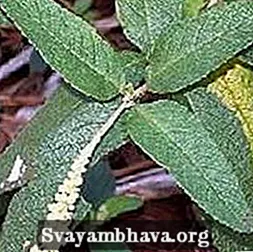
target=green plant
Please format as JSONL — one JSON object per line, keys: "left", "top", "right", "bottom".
{"left": 0, "top": 0, "right": 253, "bottom": 251}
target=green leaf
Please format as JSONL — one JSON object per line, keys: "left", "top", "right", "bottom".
{"left": 0, "top": 85, "right": 128, "bottom": 251}
{"left": 73, "top": 0, "right": 92, "bottom": 17}
{"left": 83, "top": 159, "right": 116, "bottom": 209}
{"left": 116, "top": 0, "right": 184, "bottom": 52}
{"left": 95, "top": 195, "right": 143, "bottom": 221}
{"left": 89, "top": 196, "right": 142, "bottom": 252}
{"left": 147, "top": 1, "right": 253, "bottom": 93}
{"left": 207, "top": 64, "right": 253, "bottom": 153}
{"left": 1, "top": 0, "right": 144, "bottom": 100}
{"left": 125, "top": 94, "right": 253, "bottom": 233}
{"left": 0, "top": 85, "right": 78, "bottom": 183}
{"left": 186, "top": 88, "right": 253, "bottom": 231}
{"left": 205, "top": 215, "right": 253, "bottom": 251}
{"left": 74, "top": 107, "right": 128, "bottom": 221}
{"left": 72, "top": 197, "right": 92, "bottom": 221}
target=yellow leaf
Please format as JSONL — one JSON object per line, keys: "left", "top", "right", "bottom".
{"left": 209, "top": 64, "right": 253, "bottom": 152}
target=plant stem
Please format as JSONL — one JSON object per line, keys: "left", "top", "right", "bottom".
{"left": 72, "top": 84, "right": 147, "bottom": 171}
{"left": 26, "top": 85, "right": 147, "bottom": 252}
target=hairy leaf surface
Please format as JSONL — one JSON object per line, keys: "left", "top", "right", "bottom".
{"left": 208, "top": 64, "right": 253, "bottom": 153}
{"left": 0, "top": 85, "right": 128, "bottom": 251}
{"left": 116, "top": 0, "right": 184, "bottom": 52}
{"left": 126, "top": 97, "right": 253, "bottom": 233}
{"left": 187, "top": 88, "right": 253, "bottom": 231}
{"left": 1, "top": 0, "right": 144, "bottom": 100}
{"left": 205, "top": 215, "right": 253, "bottom": 251}
{"left": 0, "top": 86, "right": 78, "bottom": 182}
{"left": 95, "top": 195, "right": 143, "bottom": 220}
{"left": 148, "top": 1, "right": 253, "bottom": 93}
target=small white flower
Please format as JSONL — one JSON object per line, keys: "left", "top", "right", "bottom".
{"left": 67, "top": 171, "right": 80, "bottom": 180}
{"left": 54, "top": 192, "right": 68, "bottom": 202}
{"left": 28, "top": 244, "right": 59, "bottom": 252}
{"left": 73, "top": 176, "right": 83, "bottom": 186}
{"left": 63, "top": 192, "right": 79, "bottom": 205}
{"left": 61, "top": 178, "right": 76, "bottom": 193}
{"left": 6, "top": 155, "right": 27, "bottom": 183}
{"left": 29, "top": 244, "right": 41, "bottom": 252}
{"left": 68, "top": 204, "right": 75, "bottom": 211}
{"left": 61, "top": 212, "right": 73, "bottom": 220}
{"left": 47, "top": 212, "right": 59, "bottom": 221}
{"left": 48, "top": 201, "right": 68, "bottom": 213}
